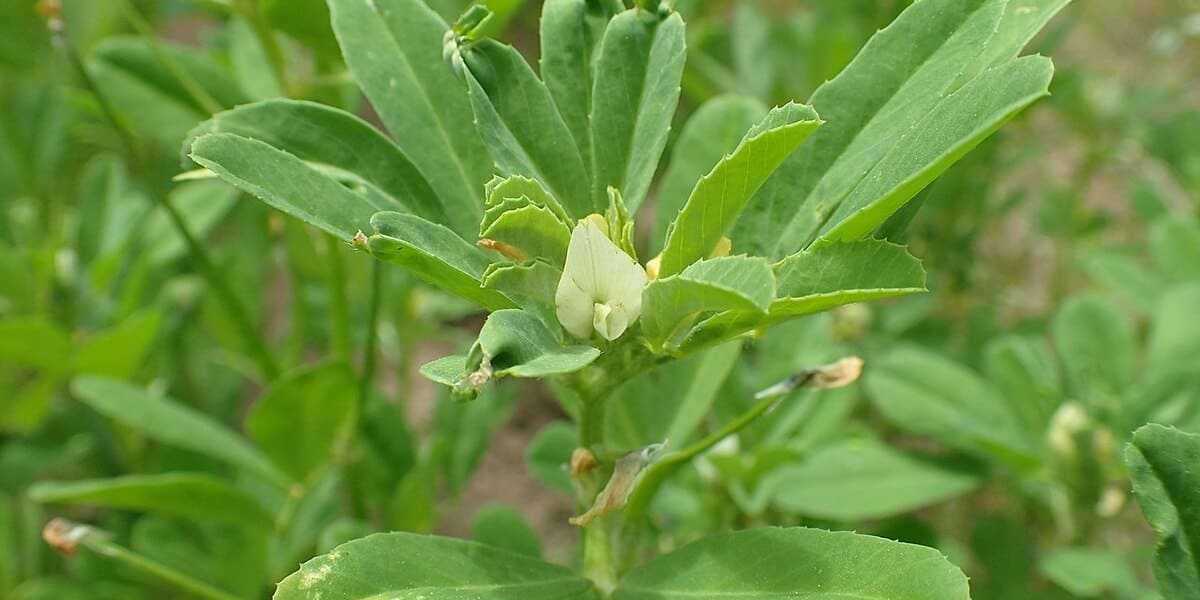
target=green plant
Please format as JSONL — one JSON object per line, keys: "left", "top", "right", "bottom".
{"left": 167, "top": 0, "right": 1076, "bottom": 597}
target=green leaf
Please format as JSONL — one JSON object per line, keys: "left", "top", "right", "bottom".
{"left": 659, "top": 103, "right": 821, "bottom": 276}
{"left": 460, "top": 39, "right": 591, "bottom": 218}
{"left": 771, "top": 239, "right": 927, "bottom": 318}
{"left": 481, "top": 260, "right": 562, "bottom": 329}
{"left": 1148, "top": 285, "right": 1200, "bottom": 379}
{"left": 607, "top": 341, "right": 741, "bottom": 449}
{"left": 983, "top": 335, "right": 1061, "bottom": 442}
{"left": 189, "top": 133, "right": 381, "bottom": 241}
{"left": 613, "top": 527, "right": 969, "bottom": 600}
{"left": 72, "top": 377, "right": 290, "bottom": 487}
{"left": 738, "top": 0, "right": 1065, "bottom": 257}
{"left": 471, "top": 504, "right": 542, "bottom": 558}
{"left": 556, "top": 221, "right": 649, "bottom": 341}
{"left": 74, "top": 311, "right": 162, "bottom": 379}
{"left": 525, "top": 422, "right": 577, "bottom": 493}
{"left": 816, "top": 56, "right": 1053, "bottom": 244}
{"left": 641, "top": 257, "right": 774, "bottom": 350}
{"left": 1052, "top": 294, "right": 1136, "bottom": 403}
{"left": 186, "top": 100, "right": 458, "bottom": 235}
{"left": 864, "top": 346, "right": 1037, "bottom": 469}
{"left": 480, "top": 204, "right": 572, "bottom": 266}
{"left": 765, "top": 439, "right": 982, "bottom": 521}
{"left": 274, "top": 532, "right": 598, "bottom": 599}
{"left": 28, "top": 474, "right": 272, "bottom": 528}
{"left": 1081, "top": 249, "right": 1164, "bottom": 313}
{"left": 484, "top": 175, "right": 573, "bottom": 227}
{"left": 329, "top": 0, "right": 490, "bottom": 233}
{"left": 229, "top": 18, "right": 284, "bottom": 101}
{"left": 246, "top": 363, "right": 358, "bottom": 481}
{"left": 539, "top": 0, "right": 620, "bottom": 186}
{"left": 264, "top": 0, "right": 339, "bottom": 58}
{"left": 1150, "top": 216, "right": 1200, "bottom": 283}
{"left": 368, "top": 211, "right": 515, "bottom": 310}
{"left": 1125, "top": 424, "right": 1200, "bottom": 599}
{"left": 590, "top": 9, "right": 686, "bottom": 212}
{"left": 140, "top": 180, "right": 238, "bottom": 266}
{"left": 468, "top": 310, "right": 600, "bottom": 379}
{"left": 654, "top": 95, "right": 766, "bottom": 254}
{"left": 1038, "top": 548, "right": 1142, "bottom": 598}
{"left": 0, "top": 317, "right": 72, "bottom": 372}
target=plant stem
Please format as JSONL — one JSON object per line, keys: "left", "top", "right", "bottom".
{"left": 119, "top": 0, "right": 224, "bottom": 115}
{"left": 360, "top": 260, "right": 384, "bottom": 407}
{"left": 234, "top": 0, "right": 293, "bottom": 97}
{"left": 159, "top": 195, "right": 281, "bottom": 380}
{"left": 44, "top": 519, "right": 241, "bottom": 600}
{"left": 51, "top": 9, "right": 281, "bottom": 381}
{"left": 324, "top": 235, "right": 352, "bottom": 361}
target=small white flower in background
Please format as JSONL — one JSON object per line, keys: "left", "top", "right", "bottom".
{"left": 556, "top": 220, "right": 648, "bottom": 341}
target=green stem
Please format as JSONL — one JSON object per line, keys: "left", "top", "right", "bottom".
{"left": 52, "top": 11, "right": 280, "bottom": 381}
{"left": 234, "top": 0, "right": 293, "bottom": 97}
{"left": 325, "top": 235, "right": 352, "bottom": 361}
{"left": 46, "top": 520, "right": 241, "bottom": 600}
{"left": 360, "top": 260, "right": 384, "bottom": 407}
{"left": 159, "top": 195, "right": 281, "bottom": 380}
{"left": 119, "top": 0, "right": 225, "bottom": 115}
{"left": 582, "top": 520, "right": 616, "bottom": 597}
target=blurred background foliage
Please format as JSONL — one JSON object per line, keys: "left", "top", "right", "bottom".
{"left": 0, "top": 1, "right": 1197, "bottom": 599}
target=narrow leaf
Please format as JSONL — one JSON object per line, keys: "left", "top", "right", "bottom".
{"left": 1125, "top": 424, "right": 1200, "bottom": 599}
{"left": 641, "top": 256, "right": 774, "bottom": 350}
{"left": 766, "top": 439, "right": 982, "bottom": 521}
{"left": 189, "top": 133, "right": 381, "bottom": 241}
{"left": 461, "top": 40, "right": 591, "bottom": 217}
{"left": 273, "top": 532, "right": 598, "bottom": 600}
{"left": 590, "top": 9, "right": 686, "bottom": 211}
{"left": 770, "top": 239, "right": 927, "bottom": 318}
{"left": 368, "top": 211, "right": 515, "bottom": 310}
{"left": 659, "top": 103, "right": 821, "bottom": 276}
{"left": 468, "top": 309, "right": 600, "bottom": 379}
{"left": 246, "top": 363, "right": 358, "bottom": 481}
{"left": 614, "top": 527, "right": 970, "bottom": 600}
{"left": 29, "top": 474, "right": 272, "bottom": 528}
{"left": 185, "top": 100, "right": 456, "bottom": 235}
{"left": 72, "top": 377, "right": 290, "bottom": 487}
{"left": 329, "top": 0, "right": 490, "bottom": 235}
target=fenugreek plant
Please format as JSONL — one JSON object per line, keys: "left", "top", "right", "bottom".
{"left": 179, "top": 0, "right": 1071, "bottom": 597}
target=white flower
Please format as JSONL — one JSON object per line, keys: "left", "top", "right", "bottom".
{"left": 555, "top": 220, "right": 648, "bottom": 340}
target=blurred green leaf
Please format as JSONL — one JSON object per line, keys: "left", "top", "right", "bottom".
{"left": 246, "top": 362, "right": 357, "bottom": 481}
{"left": 471, "top": 503, "right": 542, "bottom": 558}
{"left": 75, "top": 311, "right": 161, "bottom": 379}
{"left": 865, "top": 346, "right": 1037, "bottom": 469}
{"left": 525, "top": 421, "right": 576, "bottom": 493}
{"left": 1052, "top": 294, "right": 1136, "bottom": 405}
{"left": 274, "top": 532, "right": 597, "bottom": 599}
{"left": 72, "top": 377, "right": 290, "bottom": 487}
{"left": 1039, "top": 547, "right": 1142, "bottom": 598}
{"left": 29, "top": 473, "right": 272, "bottom": 528}
{"left": 983, "top": 334, "right": 1061, "bottom": 442}
{"left": 766, "top": 439, "right": 982, "bottom": 521}
{"left": 642, "top": 257, "right": 773, "bottom": 350}
{"left": 1150, "top": 216, "right": 1200, "bottom": 284}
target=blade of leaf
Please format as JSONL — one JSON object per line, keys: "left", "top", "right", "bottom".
{"left": 613, "top": 527, "right": 970, "bottom": 600}
{"left": 328, "top": 0, "right": 489, "bottom": 236}
{"left": 540, "top": 0, "right": 620, "bottom": 183}
{"left": 654, "top": 95, "right": 766, "bottom": 254}
{"left": 590, "top": 9, "right": 686, "bottom": 212}
{"left": 274, "top": 532, "right": 598, "bottom": 600}
{"left": 368, "top": 211, "right": 514, "bottom": 310}
{"left": 461, "top": 40, "right": 591, "bottom": 218}
{"left": 185, "top": 100, "right": 456, "bottom": 235}
{"left": 734, "top": 0, "right": 1008, "bottom": 257}
{"left": 766, "top": 439, "right": 982, "bottom": 521}
{"left": 72, "top": 377, "right": 291, "bottom": 487}
{"left": 815, "top": 55, "right": 1054, "bottom": 244}
{"left": 1125, "top": 424, "right": 1200, "bottom": 599}
{"left": 29, "top": 474, "right": 272, "bottom": 528}
{"left": 189, "top": 132, "right": 382, "bottom": 241}
{"left": 470, "top": 309, "right": 600, "bottom": 379}
{"left": 246, "top": 362, "right": 358, "bottom": 481}
{"left": 641, "top": 256, "right": 774, "bottom": 350}
{"left": 659, "top": 103, "right": 820, "bottom": 276}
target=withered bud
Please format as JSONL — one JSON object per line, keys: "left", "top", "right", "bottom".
{"left": 478, "top": 238, "right": 528, "bottom": 262}
{"left": 569, "top": 448, "right": 597, "bottom": 478}
{"left": 35, "top": 0, "right": 61, "bottom": 20}
{"left": 709, "top": 236, "right": 732, "bottom": 258}
{"left": 809, "top": 356, "right": 864, "bottom": 389}
{"left": 645, "top": 254, "right": 662, "bottom": 280}
{"left": 351, "top": 230, "right": 369, "bottom": 251}
{"left": 43, "top": 518, "right": 88, "bottom": 556}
